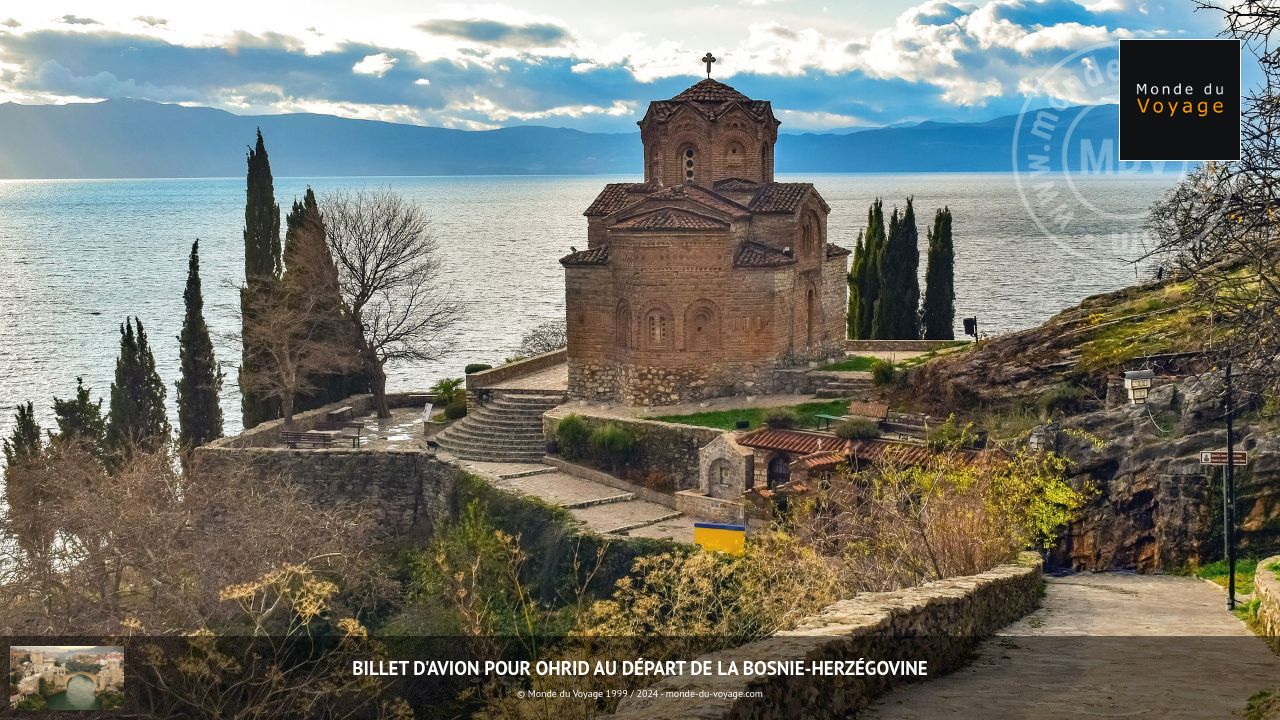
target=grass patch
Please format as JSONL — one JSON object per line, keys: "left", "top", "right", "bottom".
{"left": 1195, "top": 557, "right": 1259, "bottom": 595}
{"left": 655, "top": 399, "right": 851, "bottom": 432}
{"left": 820, "top": 355, "right": 879, "bottom": 372}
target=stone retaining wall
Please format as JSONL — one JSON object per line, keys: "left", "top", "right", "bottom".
{"left": 542, "top": 456, "right": 677, "bottom": 509}
{"left": 1257, "top": 555, "right": 1280, "bottom": 650}
{"left": 207, "top": 393, "right": 426, "bottom": 449}
{"left": 467, "top": 348, "right": 567, "bottom": 390}
{"left": 191, "top": 445, "right": 458, "bottom": 539}
{"left": 845, "top": 339, "right": 969, "bottom": 352}
{"left": 601, "top": 553, "right": 1043, "bottom": 720}
{"left": 543, "top": 407, "right": 722, "bottom": 491}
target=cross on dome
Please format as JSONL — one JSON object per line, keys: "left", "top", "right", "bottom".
{"left": 702, "top": 52, "right": 717, "bottom": 78}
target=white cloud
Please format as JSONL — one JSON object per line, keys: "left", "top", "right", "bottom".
{"left": 352, "top": 52, "right": 397, "bottom": 76}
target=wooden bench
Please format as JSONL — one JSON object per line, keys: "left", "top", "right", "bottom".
{"left": 280, "top": 430, "right": 339, "bottom": 448}
{"left": 326, "top": 406, "right": 354, "bottom": 422}
{"left": 312, "top": 421, "right": 364, "bottom": 447}
{"left": 815, "top": 414, "right": 845, "bottom": 431}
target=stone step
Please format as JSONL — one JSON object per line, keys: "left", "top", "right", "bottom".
{"left": 438, "top": 433, "right": 542, "bottom": 451}
{"left": 436, "top": 445, "right": 546, "bottom": 463}
{"left": 444, "top": 424, "right": 545, "bottom": 442}
{"left": 464, "top": 413, "right": 546, "bottom": 428}
{"left": 494, "top": 393, "right": 565, "bottom": 405}
{"left": 570, "top": 500, "right": 683, "bottom": 535}
{"left": 499, "top": 466, "right": 558, "bottom": 480}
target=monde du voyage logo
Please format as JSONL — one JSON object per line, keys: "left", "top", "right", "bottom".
{"left": 1119, "top": 39, "right": 1241, "bottom": 162}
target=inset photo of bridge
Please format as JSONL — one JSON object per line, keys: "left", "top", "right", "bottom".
{"left": 8, "top": 645, "right": 124, "bottom": 711}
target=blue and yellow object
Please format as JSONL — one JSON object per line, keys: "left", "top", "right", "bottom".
{"left": 693, "top": 522, "right": 746, "bottom": 555}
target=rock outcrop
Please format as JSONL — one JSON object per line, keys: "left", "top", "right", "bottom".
{"left": 1050, "top": 373, "right": 1280, "bottom": 571}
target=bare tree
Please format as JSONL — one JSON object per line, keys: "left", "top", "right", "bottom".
{"left": 515, "top": 319, "right": 567, "bottom": 358}
{"left": 233, "top": 281, "right": 361, "bottom": 425}
{"left": 1144, "top": 2, "right": 1280, "bottom": 399}
{"left": 323, "top": 189, "right": 464, "bottom": 418}
{"left": 0, "top": 446, "right": 393, "bottom": 635}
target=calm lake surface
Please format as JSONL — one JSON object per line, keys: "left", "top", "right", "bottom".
{"left": 0, "top": 172, "right": 1177, "bottom": 441}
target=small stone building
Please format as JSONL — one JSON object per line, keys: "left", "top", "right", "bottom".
{"left": 561, "top": 76, "right": 850, "bottom": 406}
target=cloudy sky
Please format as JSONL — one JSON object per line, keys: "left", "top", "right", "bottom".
{"left": 0, "top": 0, "right": 1225, "bottom": 132}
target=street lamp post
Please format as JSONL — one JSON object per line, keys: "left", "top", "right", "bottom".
{"left": 1224, "top": 358, "right": 1237, "bottom": 611}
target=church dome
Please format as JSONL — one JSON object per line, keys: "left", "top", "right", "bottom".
{"left": 670, "top": 78, "right": 752, "bottom": 103}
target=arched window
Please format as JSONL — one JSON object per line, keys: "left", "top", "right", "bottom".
{"left": 681, "top": 146, "right": 696, "bottom": 182}
{"left": 805, "top": 286, "right": 817, "bottom": 345}
{"left": 616, "top": 303, "right": 632, "bottom": 350}
{"left": 801, "top": 210, "right": 820, "bottom": 255}
{"left": 646, "top": 309, "right": 670, "bottom": 348}
{"left": 685, "top": 301, "right": 720, "bottom": 352}
{"left": 767, "top": 455, "right": 791, "bottom": 489}
{"left": 725, "top": 140, "right": 745, "bottom": 169}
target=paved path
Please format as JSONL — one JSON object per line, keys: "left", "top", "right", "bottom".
{"left": 486, "top": 363, "right": 569, "bottom": 392}
{"left": 461, "top": 461, "right": 694, "bottom": 543}
{"left": 864, "top": 572, "right": 1280, "bottom": 719}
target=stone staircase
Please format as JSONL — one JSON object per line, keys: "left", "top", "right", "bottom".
{"left": 812, "top": 371, "right": 874, "bottom": 398}
{"left": 434, "top": 391, "right": 564, "bottom": 463}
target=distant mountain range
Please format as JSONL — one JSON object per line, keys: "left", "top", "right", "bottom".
{"left": 0, "top": 99, "right": 1120, "bottom": 179}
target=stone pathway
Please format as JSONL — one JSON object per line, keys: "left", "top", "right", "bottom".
{"left": 486, "top": 363, "right": 569, "bottom": 392}
{"left": 461, "top": 461, "right": 693, "bottom": 543}
{"left": 864, "top": 572, "right": 1280, "bottom": 719}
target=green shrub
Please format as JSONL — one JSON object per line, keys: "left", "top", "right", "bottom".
{"left": 928, "top": 413, "right": 976, "bottom": 451}
{"left": 555, "top": 414, "right": 591, "bottom": 461}
{"left": 763, "top": 408, "right": 799, "bottom": 429}
{"left": 464, "top": 363, "right": 493, "bottom": 375}
{"left": 1038, "top": 383, "right": 1089, "bottom": 417}
{"left": 833, "top": 418, "right": 881, "bottom": 440}
{"left": 430, "top": 377, "right": 465, "bottom": 404}
{"left": 870, "top": 359, "right": 896, "bottom": 386}
{"left": 444, "top": 397, "right": 467, "bottom": 420}
{"left": 588, "top": 422, "right": 635, "bottom": 471}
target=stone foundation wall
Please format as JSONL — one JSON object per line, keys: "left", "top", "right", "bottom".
{"left": 675, "top": 490, "right": 745, "bottom": 523}
{"left": 544, "top": 408, "right": 722, "bottom": 491}
{"left": 1257, "top": 555, "right": 1280, "bottom": 650}
{"left": 191, "top": 445, "right": 458, "bottom": 540}
{"left": 601, "top": 553, "right": 1043, "bottom": 720}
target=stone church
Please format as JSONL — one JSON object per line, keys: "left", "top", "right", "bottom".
{"left": 561, "top": 70, "right": 850, "bottom": 406}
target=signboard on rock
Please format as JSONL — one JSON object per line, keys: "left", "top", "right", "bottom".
{"left": 1200, "top": 450, "right": 1248, "bottom": 466}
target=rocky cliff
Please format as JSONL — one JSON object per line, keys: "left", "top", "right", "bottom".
{"left": 904, "top": 279, "right": 1278, "bottom": 572}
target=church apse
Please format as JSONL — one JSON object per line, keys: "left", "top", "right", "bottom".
{"left": 562, "top": 56, "right": 851, "bottom": 406}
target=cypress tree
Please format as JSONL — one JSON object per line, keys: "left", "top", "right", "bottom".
{"left": 847, "top": 230, "right": 864, "bottom": 339}
{"left": 283, "top": 188, "right": 369, "bottom": 411}
{"left": 852, "top": 199, "right": 886, "bottom": 339}
{"left": 3, "top": 402, "right": 52, "bottom": 558}
{"left": 107, "top": 318, "right": 171, "bottom": 463}
{"left": 177, "top": 239, "right": 224, "bottom": 449}
{"left": 52, "top": 377, "right": 107, "bottom": 456}
{"left": 240, "top": 129, "right": 282, "bottom": 428}
{"left": 922, "top": 207, "right": 956, "bottom": 340}
{"left": 871, "top": 198, "right": 922, "bottom": 340}
{"left": 2, "top": 402, "right": 42, "bottom": 468}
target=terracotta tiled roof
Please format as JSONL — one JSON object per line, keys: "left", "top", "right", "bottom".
{"left": 737, "top": 428, "right": 953, "bottom": 468}
{"left": 613, "top": 208, "right": 729, "bottom": 231}
{"left": 646, "top": 80, "right": 774, "bottom": 124}
{"left": 738, "top": 428, "right": 847, "bottom": 455}
{"left": 794, "top": 450, "right": 849, "bottom": 471}
{"left": 714, "top": 177, "right": 762, "bottom": 193}
{"left": 733, "top": 240, "right": 795, "bottom": 268}
{"left": 645, "top": 183, "right": 749, "bottom": 216}
{"left": 672, "top": 78, "right": 751, "bottom": 103}
{"left": 584, "top": 182, "right": 656, "bottom": 216}
{"left": 560, "top": 246, "right": 609, "bottom": 266}
{"left": 826, "top": 242, "right": 853, "bottom": 259}
{"left": 748, "top": 183, "right": 816, "bottom": 213}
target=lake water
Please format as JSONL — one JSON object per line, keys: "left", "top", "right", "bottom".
{"left": 0, "top": 172, "right": 1177, "bottom": 441}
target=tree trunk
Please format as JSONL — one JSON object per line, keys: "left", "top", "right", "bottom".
{"left": 282, "top": 394, "right": 295, "bottom": 427}
{"left": 369, "top": 360, "right": 390, "bottom": 418}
